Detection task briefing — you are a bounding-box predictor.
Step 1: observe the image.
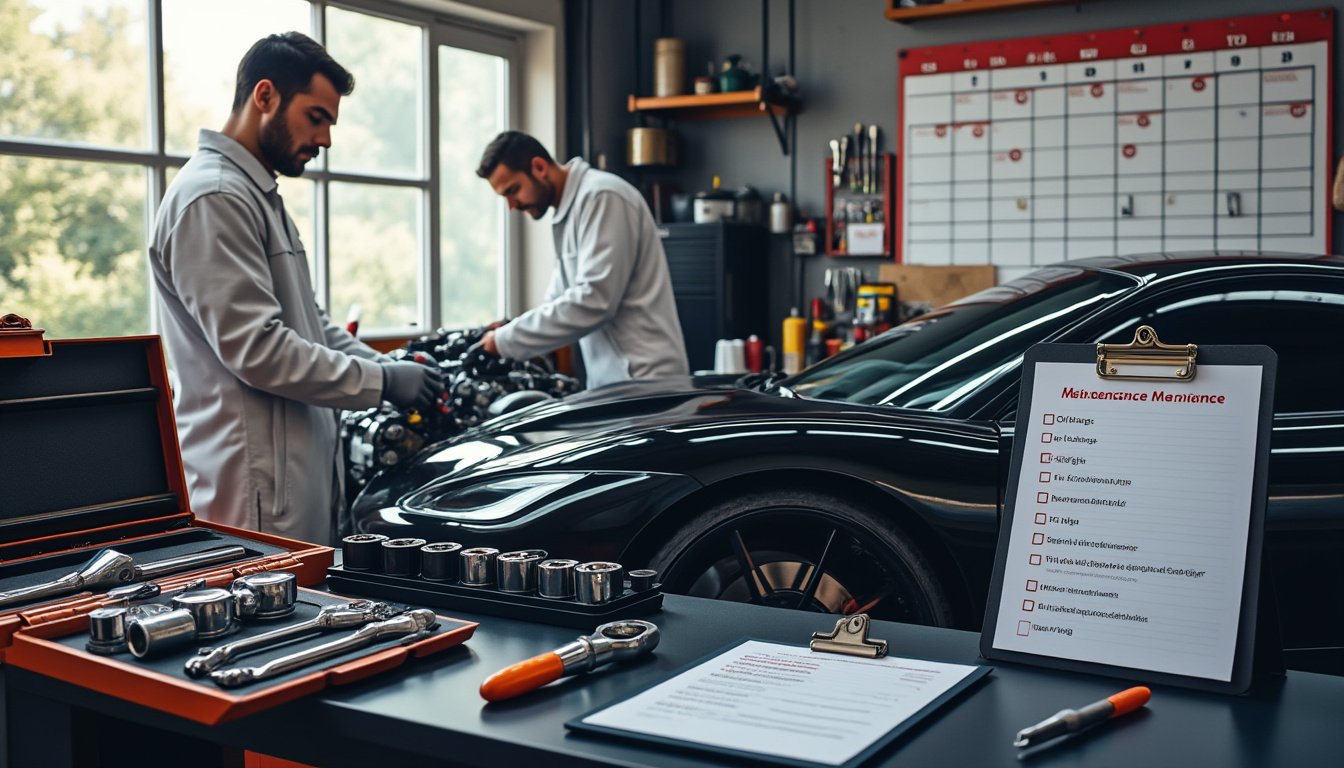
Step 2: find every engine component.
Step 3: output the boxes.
[340,326,582,498]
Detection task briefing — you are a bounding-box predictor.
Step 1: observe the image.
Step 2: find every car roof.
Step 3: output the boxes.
[1066,250,1344,279]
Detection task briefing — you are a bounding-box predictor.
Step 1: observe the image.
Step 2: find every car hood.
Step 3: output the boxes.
[393,375,981,483]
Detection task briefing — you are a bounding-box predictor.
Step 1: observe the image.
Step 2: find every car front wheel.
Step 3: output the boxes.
[648,488,954,627]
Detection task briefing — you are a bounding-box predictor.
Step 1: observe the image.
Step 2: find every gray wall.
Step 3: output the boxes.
[579,0,1344,308]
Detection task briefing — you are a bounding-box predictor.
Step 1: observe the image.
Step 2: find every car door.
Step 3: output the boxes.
[1077,269,1344,662]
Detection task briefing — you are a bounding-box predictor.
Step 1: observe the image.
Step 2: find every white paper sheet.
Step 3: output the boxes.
[579,640,982,766]
[992,362,1263,681]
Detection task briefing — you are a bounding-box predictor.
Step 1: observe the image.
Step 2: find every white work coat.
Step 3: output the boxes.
[148,130,385,545]
[494,158,688,388]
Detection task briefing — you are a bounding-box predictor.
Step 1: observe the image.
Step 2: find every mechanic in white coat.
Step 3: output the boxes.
[149,33,440,545]
[475,131,688,388]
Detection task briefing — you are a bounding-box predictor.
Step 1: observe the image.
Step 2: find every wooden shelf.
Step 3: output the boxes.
[627,86,799,121]
[886,0,1078,23]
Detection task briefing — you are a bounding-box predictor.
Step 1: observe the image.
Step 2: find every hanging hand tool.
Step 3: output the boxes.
[185,600,404,677]
[209,608,438,687]
[829,139,842,189]
[868,124,881,194]
[0,546,247,610]
[479,619,660,702]
[851,122,864,192]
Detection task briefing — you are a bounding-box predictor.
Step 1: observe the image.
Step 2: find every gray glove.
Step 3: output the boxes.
[381,361,443,409]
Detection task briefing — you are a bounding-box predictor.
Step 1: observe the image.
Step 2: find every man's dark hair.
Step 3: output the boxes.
[476,131,555,178]
[232,32,354,113]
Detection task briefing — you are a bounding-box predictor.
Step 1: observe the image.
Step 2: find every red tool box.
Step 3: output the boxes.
[0,316,476,724]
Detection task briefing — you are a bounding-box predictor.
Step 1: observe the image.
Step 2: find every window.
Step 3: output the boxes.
[0,0,524,338]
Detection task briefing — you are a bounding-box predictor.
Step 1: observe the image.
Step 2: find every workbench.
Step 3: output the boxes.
[4,595,1341,767]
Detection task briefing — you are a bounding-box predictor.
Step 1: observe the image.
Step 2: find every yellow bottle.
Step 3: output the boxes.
[782,308,806,374]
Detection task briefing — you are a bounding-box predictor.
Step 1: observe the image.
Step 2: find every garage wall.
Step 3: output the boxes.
[576,0,1343,309]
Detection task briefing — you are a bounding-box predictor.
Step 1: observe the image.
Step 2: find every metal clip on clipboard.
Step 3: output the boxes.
[1096,325,1198,382]
[809,614,888,659]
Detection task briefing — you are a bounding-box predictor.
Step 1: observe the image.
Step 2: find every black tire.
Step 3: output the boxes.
[649,488,954,627]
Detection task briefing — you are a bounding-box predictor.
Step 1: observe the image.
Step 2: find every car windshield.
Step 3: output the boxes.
[783,266,1138,410]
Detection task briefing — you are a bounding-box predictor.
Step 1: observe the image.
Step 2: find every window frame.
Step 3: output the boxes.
[0,0,526,339]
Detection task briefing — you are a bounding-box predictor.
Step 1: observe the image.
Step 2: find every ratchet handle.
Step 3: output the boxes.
[480,651,565,702]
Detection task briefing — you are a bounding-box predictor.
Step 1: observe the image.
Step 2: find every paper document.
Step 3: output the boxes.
[577,639,984,767]
[992,362,1262,681]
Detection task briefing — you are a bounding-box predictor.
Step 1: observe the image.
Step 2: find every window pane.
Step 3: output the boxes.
[325,7,422,177]
[439,45,506,326]
[0,156,148,337]
[161,0,311,155]
[0,0,148,148]
[328,183,422,332]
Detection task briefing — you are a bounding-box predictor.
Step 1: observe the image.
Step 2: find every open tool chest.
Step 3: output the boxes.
[0,319,477,724]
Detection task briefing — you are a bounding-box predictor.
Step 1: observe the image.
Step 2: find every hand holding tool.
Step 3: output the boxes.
[210,608,438,687]
[479,619,659,702]
[1013,686,1150,748]
[0,546,246,610]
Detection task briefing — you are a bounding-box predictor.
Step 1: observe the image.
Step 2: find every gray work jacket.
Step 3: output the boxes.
[148,129,384,545]
[493,158,688,388]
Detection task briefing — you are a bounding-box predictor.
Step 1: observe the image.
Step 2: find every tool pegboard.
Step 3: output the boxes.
[897,9,1332,283]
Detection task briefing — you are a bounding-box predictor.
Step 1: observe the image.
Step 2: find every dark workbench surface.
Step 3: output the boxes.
[5,594,1342,767]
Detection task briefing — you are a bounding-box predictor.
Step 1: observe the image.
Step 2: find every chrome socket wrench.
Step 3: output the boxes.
[171,588,239,640]
[460,547,500,586]
[381,538,427,577]
[0,546,246,610]
[86,606,130,655]
[537,559,578,599]
[497,550,547,593]
[574,562,623,605]
[185,600,404,678]
[210,609,439,688]
[230,571,298,620]
[128,608,198,658]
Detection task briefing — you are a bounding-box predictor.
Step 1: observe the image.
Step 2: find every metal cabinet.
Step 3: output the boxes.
[658,223,769,372]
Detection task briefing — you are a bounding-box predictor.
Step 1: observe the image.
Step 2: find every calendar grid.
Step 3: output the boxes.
[898,10,1332,282]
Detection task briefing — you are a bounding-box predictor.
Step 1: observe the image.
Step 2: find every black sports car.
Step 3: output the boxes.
[350,252,1344,669]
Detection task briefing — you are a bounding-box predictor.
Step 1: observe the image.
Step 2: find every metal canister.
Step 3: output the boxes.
[653,37,685,97]
[627,127,677,167]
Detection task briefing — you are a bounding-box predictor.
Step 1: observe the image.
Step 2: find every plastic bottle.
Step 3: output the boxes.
[781,309,806,374]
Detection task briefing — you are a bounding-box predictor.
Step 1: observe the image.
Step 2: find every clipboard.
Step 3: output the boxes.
[980,327,1277,694]
[567,617,990,768]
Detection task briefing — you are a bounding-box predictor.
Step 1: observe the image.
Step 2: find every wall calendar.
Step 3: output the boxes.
[897,9,1332,282]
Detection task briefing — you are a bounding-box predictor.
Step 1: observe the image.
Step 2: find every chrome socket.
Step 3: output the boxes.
[341,533,388,571]
[382,537,428,577]
[574,562,624,605]
[537,559,578,599]
[171,587,238,640]
[497,550,547,594]
[127,608,197,659]
[420,542,463,582]
[460,547,500,587]
[86,606,129,655]
[231,571,298,620]
[628,569,659,592]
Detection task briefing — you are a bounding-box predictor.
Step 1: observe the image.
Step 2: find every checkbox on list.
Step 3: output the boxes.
[1026,580,1038,592]
[1023,599,1035,611]
[1037,492,1049,504]
[1034,513,1047,525]
[1040,452,1052,463]
[1043,414,1055,425]
[1041,432,1053,443]
[1029,554,1042,566]
[1017,620,1031,636]
[1032,533,1044,545]
[1039,471,1051,483]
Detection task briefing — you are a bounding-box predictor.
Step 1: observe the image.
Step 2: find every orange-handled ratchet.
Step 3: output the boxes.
[480,619,659,702]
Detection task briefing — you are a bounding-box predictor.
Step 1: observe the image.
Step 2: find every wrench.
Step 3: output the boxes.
[184,600,402,677]
[210,609,438,688]
[0,547,246,610]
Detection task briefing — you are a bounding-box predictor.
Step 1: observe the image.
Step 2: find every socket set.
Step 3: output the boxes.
[327,534,663,628]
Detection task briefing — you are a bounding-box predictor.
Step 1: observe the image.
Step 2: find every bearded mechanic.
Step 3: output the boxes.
[149,32,440,545]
